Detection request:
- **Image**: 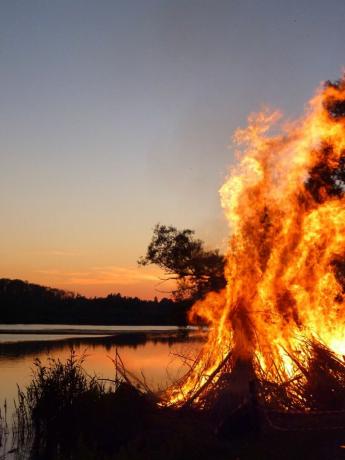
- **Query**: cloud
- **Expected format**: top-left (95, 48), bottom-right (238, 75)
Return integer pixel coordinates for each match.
top-left (33, 265), bottom-right (176, 299)
top-left (36, 265), bottom-right (160, 287)
top-left (28, 250), bottom-right (81, 257)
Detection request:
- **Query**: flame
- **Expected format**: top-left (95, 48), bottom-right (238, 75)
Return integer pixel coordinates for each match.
top-left (167, 77), bottom-right (345, 406)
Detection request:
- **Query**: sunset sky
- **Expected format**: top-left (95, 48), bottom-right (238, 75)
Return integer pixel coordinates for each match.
top-left (1, 0), bottom-right (344, 299)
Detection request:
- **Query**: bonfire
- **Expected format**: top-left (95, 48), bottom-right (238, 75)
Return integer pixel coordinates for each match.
top-left (162, 77), bottom-right (345, 419)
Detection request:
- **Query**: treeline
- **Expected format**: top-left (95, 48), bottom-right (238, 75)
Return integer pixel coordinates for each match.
top-left (0, 279), bottom-right (189, 325)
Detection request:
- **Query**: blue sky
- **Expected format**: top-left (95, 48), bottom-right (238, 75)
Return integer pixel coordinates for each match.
top-left (1, 0), bottom-right (344, 297)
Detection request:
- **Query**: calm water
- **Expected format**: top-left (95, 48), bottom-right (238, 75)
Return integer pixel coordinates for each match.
top-left (0, 324), bottom-right (190, 343)
top-left (0, 324), bottom-right (206, 458)
top-left (0, 324), bottom-right (184, 331)
top-left (0, 325), bottom-right (205, 415)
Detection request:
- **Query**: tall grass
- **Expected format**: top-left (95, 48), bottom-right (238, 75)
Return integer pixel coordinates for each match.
top-left (0, 400), bottom-right (9, 459)
top-left (14, 350), bottom-right (107, 459)
top-left (12, 350), bottom-right (168, 460)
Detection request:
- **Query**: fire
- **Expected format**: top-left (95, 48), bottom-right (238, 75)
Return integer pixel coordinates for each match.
top-left (167, 77), bottom-right (345, 407)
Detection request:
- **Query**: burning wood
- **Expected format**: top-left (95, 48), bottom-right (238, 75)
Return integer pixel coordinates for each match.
top-left (164, 77), bottom-right (345, 414)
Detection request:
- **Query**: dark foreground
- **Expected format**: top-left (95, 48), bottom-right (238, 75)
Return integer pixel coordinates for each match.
top-left (17, 394), bottom-right (345, 460)
top-left (3, 354), bottom-right (345, 460)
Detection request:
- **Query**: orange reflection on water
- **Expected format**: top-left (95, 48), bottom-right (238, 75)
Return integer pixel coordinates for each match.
top-left (82, 341), bottom-right (199, 390)
top-left (0, 339), bottom-right (203, 413)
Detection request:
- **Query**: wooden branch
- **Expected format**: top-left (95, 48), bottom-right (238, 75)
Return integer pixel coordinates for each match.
top-left (184, 351), bottom-right (232, 407)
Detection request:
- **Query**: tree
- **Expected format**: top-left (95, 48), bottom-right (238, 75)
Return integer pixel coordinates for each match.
top-left (304, 79), bottom-right (345, 203)
top-left (138, 224), bottom-right (226, 300)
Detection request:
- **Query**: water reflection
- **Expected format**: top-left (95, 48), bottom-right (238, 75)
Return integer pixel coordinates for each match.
top-left (0, 330), bottom-right (206, 415)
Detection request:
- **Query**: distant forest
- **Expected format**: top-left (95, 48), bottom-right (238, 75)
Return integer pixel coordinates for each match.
top-left (0, 279), bottom-right (189, 325)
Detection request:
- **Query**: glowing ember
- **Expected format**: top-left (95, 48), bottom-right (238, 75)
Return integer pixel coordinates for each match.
top-left (167, 77), bottom-right (345, 407)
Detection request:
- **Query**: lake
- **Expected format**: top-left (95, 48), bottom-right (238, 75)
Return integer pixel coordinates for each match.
top-left (0, 324), bottom-right (206, 418)
top-left (0, 324), bottom-right (206, 458)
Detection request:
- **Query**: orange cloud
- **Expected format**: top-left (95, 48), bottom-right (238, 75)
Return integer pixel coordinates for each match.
top-left (35, 265), bottom-right (175, 299)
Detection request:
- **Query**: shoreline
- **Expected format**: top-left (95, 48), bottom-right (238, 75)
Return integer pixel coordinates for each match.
top-left (0, 328), bottom-right (207, 348)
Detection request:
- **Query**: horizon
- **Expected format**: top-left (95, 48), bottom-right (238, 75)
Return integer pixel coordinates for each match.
top-left (1, 274), bottom-right (174, 300)
top-left (1, 0), bottom-right (344, 299)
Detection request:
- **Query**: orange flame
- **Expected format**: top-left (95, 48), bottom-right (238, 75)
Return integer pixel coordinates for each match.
top-left (167, 77), bottom-right (345, 405)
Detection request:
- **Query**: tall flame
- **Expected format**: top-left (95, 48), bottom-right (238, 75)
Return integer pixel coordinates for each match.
top-left (167, 77), bottom-right (345, 405)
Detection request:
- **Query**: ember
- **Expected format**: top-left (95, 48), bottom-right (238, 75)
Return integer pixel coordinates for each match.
top-left (165, 77), bottom-right (345, 412)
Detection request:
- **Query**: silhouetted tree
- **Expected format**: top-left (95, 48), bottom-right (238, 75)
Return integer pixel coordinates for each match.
top-left (305, 78), bottom-right (345, 292)
top-left (139, 224), bottom-right (226, 300)
top-left (304, 80), bottom-right (345, 203)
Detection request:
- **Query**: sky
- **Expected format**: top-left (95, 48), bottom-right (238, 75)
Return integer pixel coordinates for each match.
top-left (0, 0), bottom-right (344, 299)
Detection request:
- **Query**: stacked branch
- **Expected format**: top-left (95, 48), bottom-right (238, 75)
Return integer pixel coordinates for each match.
top-left (163, 338), bottom-right (345, 418)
